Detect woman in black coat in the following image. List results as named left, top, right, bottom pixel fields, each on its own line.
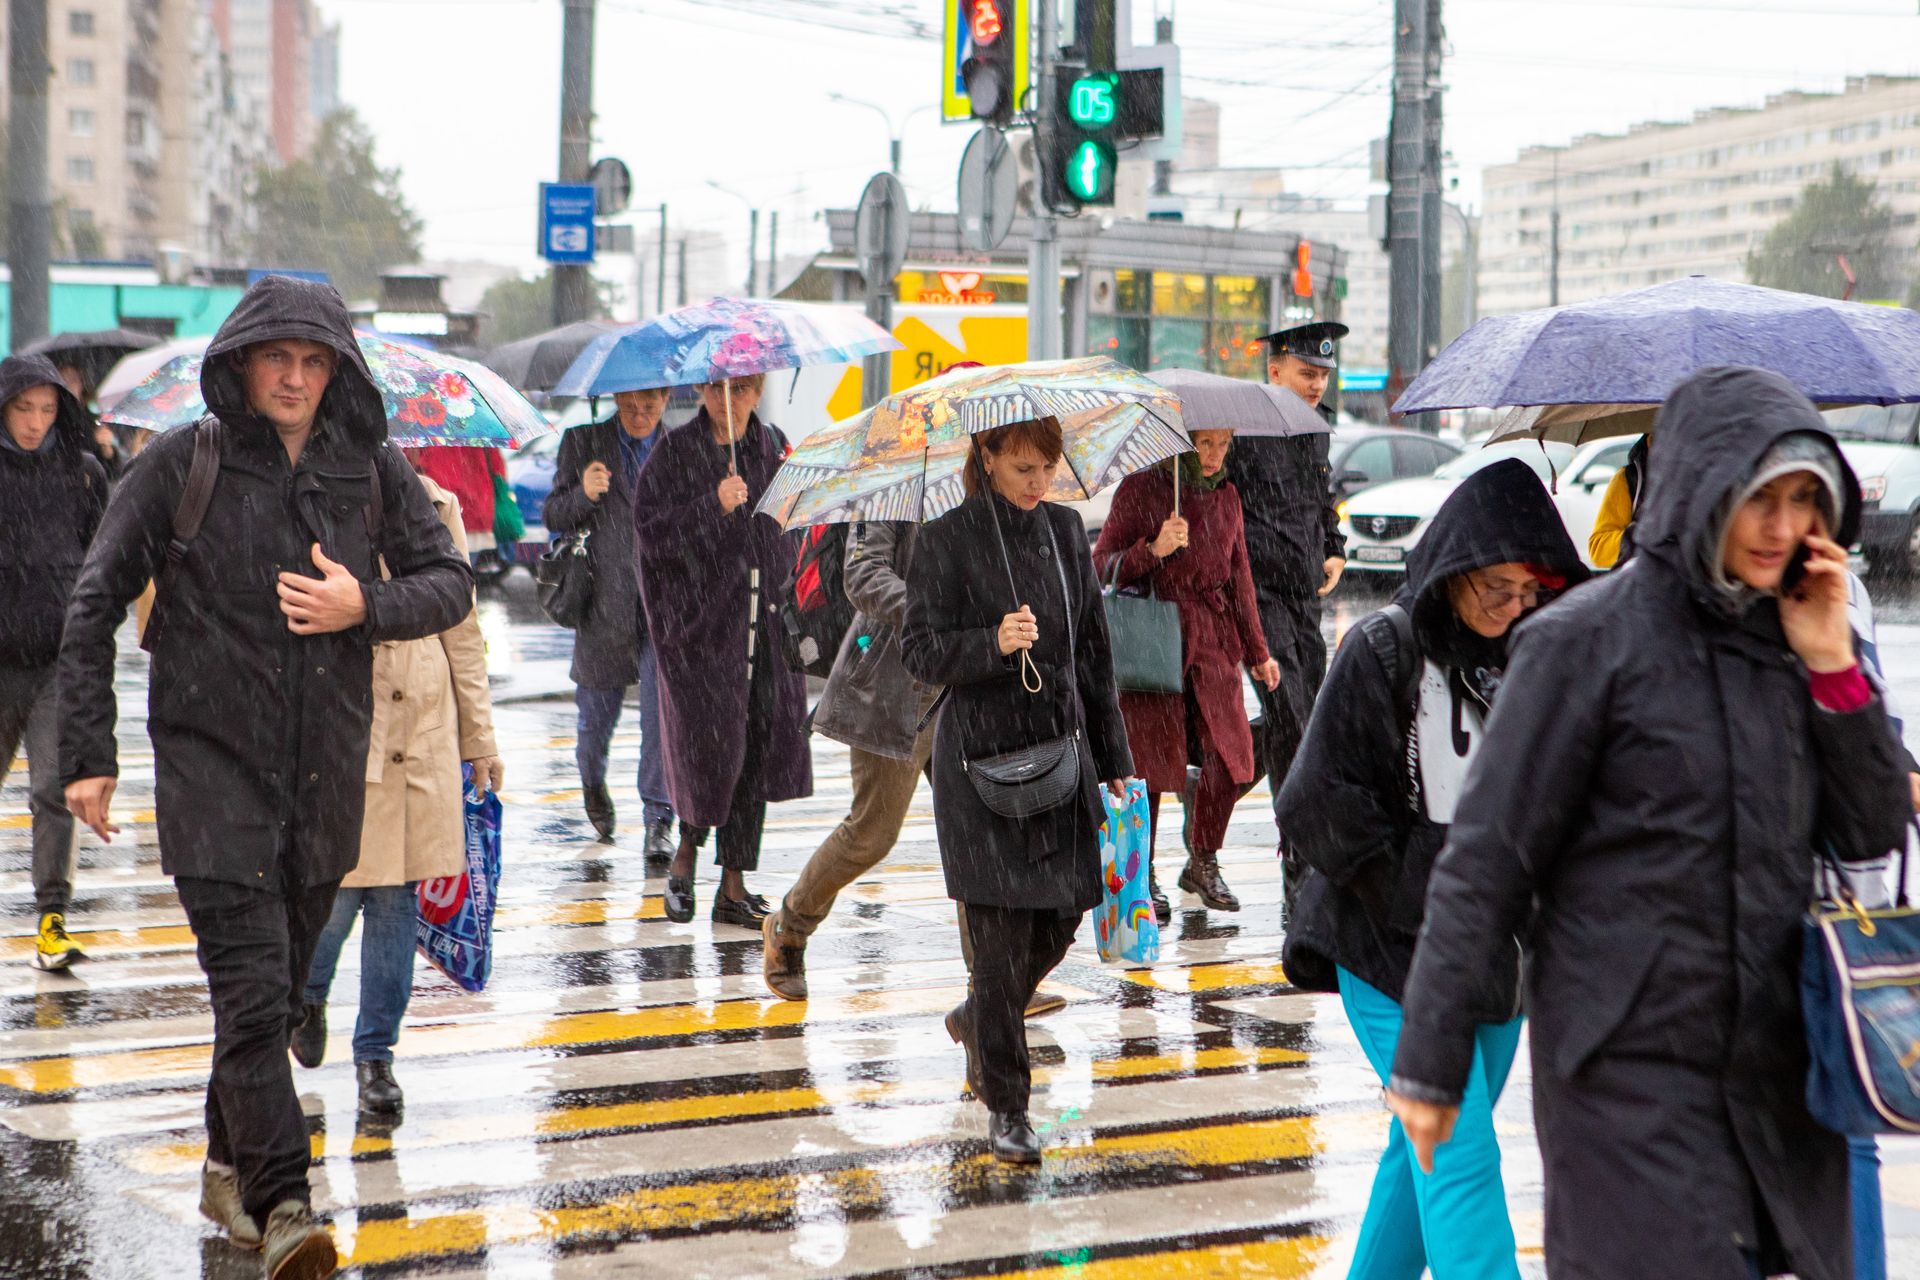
left=1387, top=367, right=1912, bottom=1280
left=900, top=416, right=1132, bottom=1165
left=544, top=388, right=676, bottom=854
left=1277, top=458, right=1587, bottom=1278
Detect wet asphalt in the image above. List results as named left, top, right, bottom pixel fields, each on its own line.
left=3, top=569, right=1918, bottom=1279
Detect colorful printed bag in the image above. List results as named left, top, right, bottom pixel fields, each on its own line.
left=414, top=765, right=504, bottom=993
left=1095, top=780, right=1160, bottom=965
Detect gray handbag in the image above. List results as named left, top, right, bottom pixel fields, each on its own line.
left=962, top=502, right=1084, bottom=821
left=1100, top=554, right=1184, bottom=695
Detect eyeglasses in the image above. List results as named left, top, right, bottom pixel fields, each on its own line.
left=1468, top=572, right=1542, bottom=611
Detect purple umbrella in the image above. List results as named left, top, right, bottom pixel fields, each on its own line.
left=1394, top=275, right=1920, bottom=415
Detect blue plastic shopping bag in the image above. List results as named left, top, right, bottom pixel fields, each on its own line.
left=1095, top=780, right=1160, bottom=965
left=414, top=764, right=503, bottom=993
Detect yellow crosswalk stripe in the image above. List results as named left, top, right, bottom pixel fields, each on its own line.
left=119, top=1044, right=1313, bottom=1175
left=1120, top=961, right=1292, bottom=992
left=954, top=1235, right=1334, bottom=1279
left=338, top=1110, right=1379, bottom=1268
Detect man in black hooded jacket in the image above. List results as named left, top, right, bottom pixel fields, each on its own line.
left=57, top=275, right=473, bottom=1277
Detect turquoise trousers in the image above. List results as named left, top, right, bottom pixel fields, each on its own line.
left=1337, top=967, right=1524, bottom=1280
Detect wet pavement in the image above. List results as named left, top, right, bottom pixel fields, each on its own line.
left=5, top=571, right=1920, bottom=1278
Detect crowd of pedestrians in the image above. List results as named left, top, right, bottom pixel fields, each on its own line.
left=4, top=282, right=1914, bottom=1279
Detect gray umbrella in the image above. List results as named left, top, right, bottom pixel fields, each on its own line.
left=484, top=319, right=626, bottom=394
left=1145, top=367, right=1329, bottom=437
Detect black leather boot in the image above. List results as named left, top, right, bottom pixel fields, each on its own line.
left=945, top=1001, right=985, bottom=1098
left=1177, top=850, right=1241, bottom=912
left=356, top=1061, right=404, bottom=1115
left=1147, top=861, right=1172, bottom=926
left=583, top=783, right=615, bottom=842
left=988, top=1111, right=1041, bottom=1164
left=290, top=1002, right=326, bottom=1069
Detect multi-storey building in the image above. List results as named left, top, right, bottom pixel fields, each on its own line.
left=1479, top=76, right=1920, bottom=316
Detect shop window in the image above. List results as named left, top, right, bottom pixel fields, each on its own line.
left=1149, top=318, right=1208, bottom=371
left=1087, top=315, right=1149, bottom=371
left=1210, top=274, right=1268, bottom=321
left=1151, top=272, right=1208, bottom=318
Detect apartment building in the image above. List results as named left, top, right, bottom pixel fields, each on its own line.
left=1480, top=76, right=1920, bottom=315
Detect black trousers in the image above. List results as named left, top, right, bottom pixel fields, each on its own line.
left=682, top=608, right=778, bottom=872
left=175, top=874, right=341, bottom=1220
left=961, top=903, right=1082, bottom=1113
left=1255, top=594, right=1327, bottom=926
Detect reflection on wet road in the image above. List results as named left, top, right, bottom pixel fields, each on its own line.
left=4, top=574, right=1919, bottom=1277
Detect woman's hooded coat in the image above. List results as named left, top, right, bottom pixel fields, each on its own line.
left=632, top=407, right=812, bottom=827
left=1390, top=367, right=1911, bottom=1280
left=1278, top=458, right=1588, bottom=1018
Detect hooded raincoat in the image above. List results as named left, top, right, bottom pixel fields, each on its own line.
left=57, top=275, right=475, bottom=890
left=631, top=407, right=812, bottom=827
left=1278, top=458, right=1589, bottom=1018
left=1389, top=368, right=1912, bottom=1280
left=0, top=355, right=107, bottom=668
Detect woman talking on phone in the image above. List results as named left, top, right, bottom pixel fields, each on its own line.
left=900, top=415, right=1132, bottom=1166
left=1385, top=367, right=1909, bottom=1280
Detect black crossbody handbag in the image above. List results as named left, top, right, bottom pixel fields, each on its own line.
left=535, top=524, right=595, bottom=629
left=961, top=503, right=1085, bottom=821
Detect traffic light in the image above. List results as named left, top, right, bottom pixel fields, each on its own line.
left=1293, top=240, right=1314, bottom=298
left=1053, top=70, right=1118, bottom=208
left=961, top=0, right=1016, bottom=125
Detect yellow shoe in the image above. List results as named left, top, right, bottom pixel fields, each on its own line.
left=32, top=913, right=86, bottom=971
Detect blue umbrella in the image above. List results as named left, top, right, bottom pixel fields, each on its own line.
left=551, top=297, right=901, bottom=398
left=1394, top=275, right=1920, bottom=415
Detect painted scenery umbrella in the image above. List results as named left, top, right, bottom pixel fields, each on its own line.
left=1396, top=276, right=1920, bottom=434
left=757, top=356, right=1191, bottom=529
left=101, top=333, right=553, bottom=447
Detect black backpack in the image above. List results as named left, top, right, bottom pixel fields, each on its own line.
left=143, top=418, right=383, bottom=652
left=778, top=522, right=855, bottom=678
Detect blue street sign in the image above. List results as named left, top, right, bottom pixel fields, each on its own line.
left=540, top=183, right=597, bottom=264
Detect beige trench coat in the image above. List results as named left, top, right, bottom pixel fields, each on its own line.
left=343, top=476, right=498, bottom=888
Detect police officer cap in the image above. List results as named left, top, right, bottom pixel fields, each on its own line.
left=1263, top=320, right=1349, bottom=369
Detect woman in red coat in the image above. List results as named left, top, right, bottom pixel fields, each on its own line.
left=1093, top=428, right=1279, bottom=917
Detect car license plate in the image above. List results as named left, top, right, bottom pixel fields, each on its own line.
left=1354, top=546, right=1404, bottom=564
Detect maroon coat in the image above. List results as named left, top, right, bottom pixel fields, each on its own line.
left=633, top=409, right=813, bottom=827
left=1091, top=466, right=1270, bottom=793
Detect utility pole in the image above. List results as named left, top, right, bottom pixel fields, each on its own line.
left=1419, top=0, right=1444, bottom=364
left=1027, top=0, right=1062, bottom=360
left=1548, top=152, right=1562, bottom=305
left=1386, top=0, right=1427, bottom=416
left=8, top=0, right=51, bottom=349
left=747, top=209, right=760, bottom=296
left=676, top=238, right=688, bottom=307
left=657, top=203, right=668, bottom=314
left=766, top=210, right=779, bottom=298
left=553, top=0, right=596, bottom=326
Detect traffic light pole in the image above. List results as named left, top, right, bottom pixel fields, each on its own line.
left=1027, top=0, right=1062, bottom=360
left=8, top=0, right=51, bottom=349
left=553, top=0, right=597, bottom=326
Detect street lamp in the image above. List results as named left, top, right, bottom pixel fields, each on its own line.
left=706, top=180, right=760, bottom=296
left=827, top=93, right=934, bottom=177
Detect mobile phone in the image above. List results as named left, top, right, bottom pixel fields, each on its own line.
left=1781, top=542, right=1813, bottom=594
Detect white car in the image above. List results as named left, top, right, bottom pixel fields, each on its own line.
left=1339, top=438, right=1616, bottom=574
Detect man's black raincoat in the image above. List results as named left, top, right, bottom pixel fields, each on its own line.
left=0, top=355, right=107, bottom=668
left=1278, top=458, right=1588, bottom=1017
left=1390, top=367, right=1911, bottom=1280
left=57, top=275, right=474, bottom=889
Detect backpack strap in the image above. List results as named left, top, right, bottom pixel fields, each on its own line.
left=364, top=448, right=385, bottom=554
left=1359, top=602, right=1420, bottom=711
left=143, top=418, right=223, bottom=652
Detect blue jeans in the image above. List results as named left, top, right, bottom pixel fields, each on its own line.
left=1851, top=1135, right=1886, bottom=1280
left=303, top=884, right=418, bottom=1065
left=574, top=637, right=672, bottom=825
left=1338, top=967, right=1524, bottom=1280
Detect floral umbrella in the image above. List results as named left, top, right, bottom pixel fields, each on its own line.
left=756, top=356, right=1191, bottom=528
left=99, top=332, right=553, bottom=447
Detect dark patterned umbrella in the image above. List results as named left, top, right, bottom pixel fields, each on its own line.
left=19, top=327, right=160, bottom=390
left=483, top=319, right=625, bottom=393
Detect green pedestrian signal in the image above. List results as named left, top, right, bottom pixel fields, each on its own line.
left=1064, top=139, right=1114, bottom=202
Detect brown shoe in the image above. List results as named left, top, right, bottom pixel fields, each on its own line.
left=1177, top=851, right=1241, bottom=912
left=261, top=1200, right=336, bottom=1279
left=1023, top=990, right=1066, bottom=1017
left=762, top=911, right=808, bottom=1001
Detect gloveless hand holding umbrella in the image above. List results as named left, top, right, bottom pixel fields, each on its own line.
left=1144, top=367, right=1327, bottom=517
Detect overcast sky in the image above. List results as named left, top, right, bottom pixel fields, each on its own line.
left=312, top=0, right=1920, bottom=281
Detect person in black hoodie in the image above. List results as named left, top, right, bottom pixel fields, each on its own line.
left=57, top=275, right=473, bottom=1279
left=1386, top=367, right=1910, bottom=1280
left=0, top=354, right=107, bottom=972
left=1277, top=457, right=1587, bottom=1279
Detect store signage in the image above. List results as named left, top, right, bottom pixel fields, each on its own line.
left=917, top=270, right=997, bottom=304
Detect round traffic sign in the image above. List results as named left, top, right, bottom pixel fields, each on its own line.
left=854, top=172, right=910, bottom=289
left=590, top=157, right=632, bottom=217
left=957, top=127, right=1017, bottom=252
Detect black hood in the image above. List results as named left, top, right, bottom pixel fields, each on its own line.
left=1634, top=366, right=1860, bottom=602
left=1395, top=456, right=1591, bottom=643
left=199, top=274, right=385, bottom=445
left=0, top=353, right=92, bottom=460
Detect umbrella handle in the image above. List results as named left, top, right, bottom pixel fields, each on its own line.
left=1172, top=456, right=1180, bottom=519
left=726, top=380, right=738, bottom=479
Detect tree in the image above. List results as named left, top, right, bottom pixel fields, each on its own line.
left=247, top=108, right=423, bottom=301
left=476, top=270, right=618, bottom=347
left=1745, top=162, right=1912, bottom=301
